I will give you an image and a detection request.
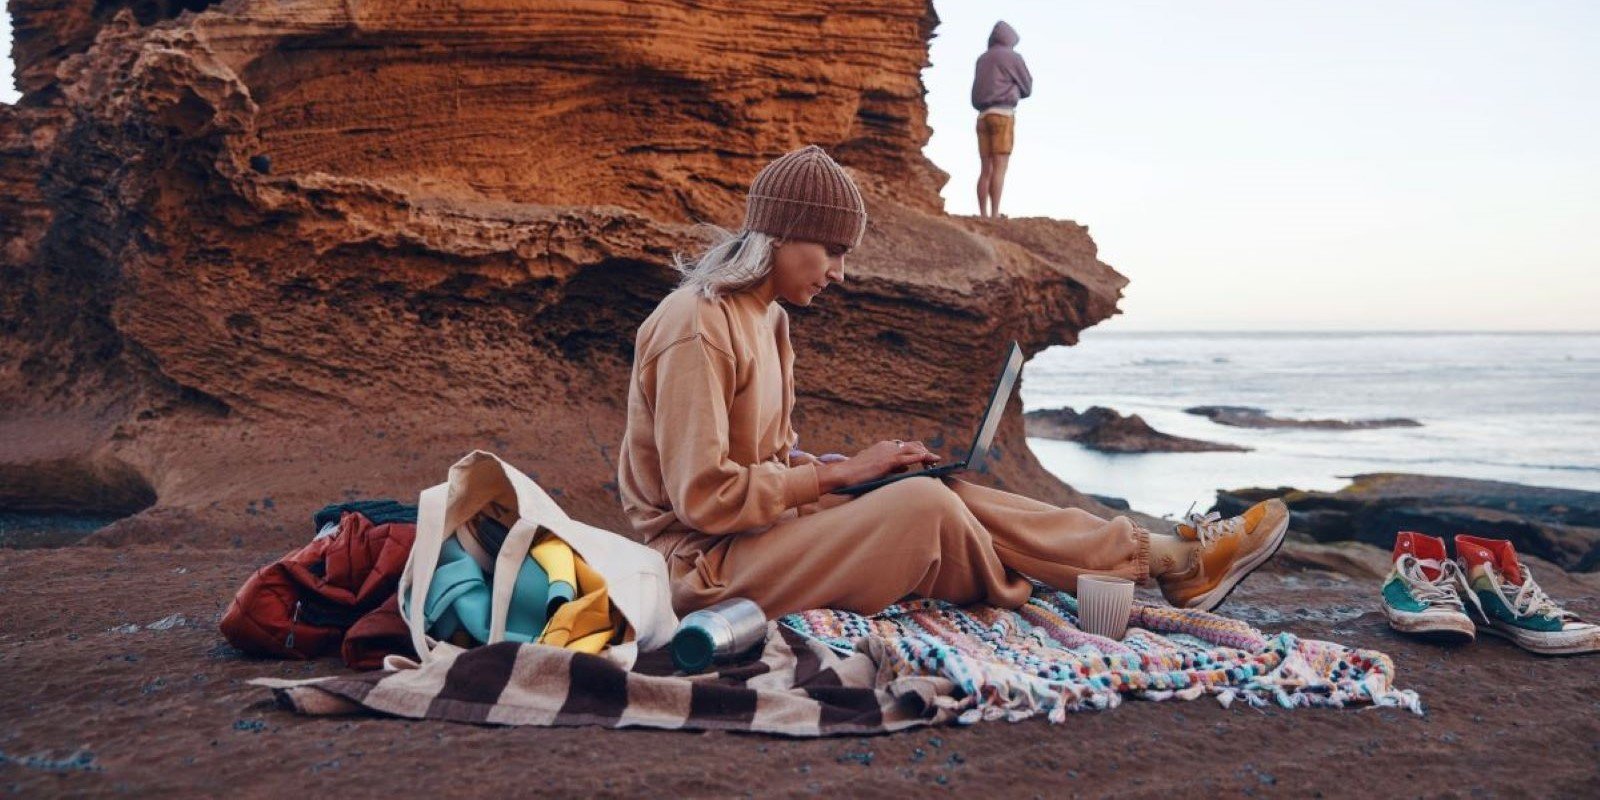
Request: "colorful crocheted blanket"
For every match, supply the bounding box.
[780,587,1421,723]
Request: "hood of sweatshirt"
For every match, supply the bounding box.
[988,21,1019,48]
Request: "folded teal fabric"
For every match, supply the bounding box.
[421,538,552,644]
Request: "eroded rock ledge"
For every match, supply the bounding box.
[1,1,1130,545]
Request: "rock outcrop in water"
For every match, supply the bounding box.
[1025,406,1248,454]
[0,0,1130,545]
[1186,406,1422,430]
[1214,473,1600,572]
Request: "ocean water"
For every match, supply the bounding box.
[1020,332,1600,518]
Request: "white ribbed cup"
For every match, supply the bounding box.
[1077,575,1136,640]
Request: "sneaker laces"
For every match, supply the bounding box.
[1501,566,1578,622]
[1395,554,1469,612]
[1180,502,1244,548]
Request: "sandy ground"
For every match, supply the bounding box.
[3,544,1598,798]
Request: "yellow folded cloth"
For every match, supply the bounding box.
[531,531,578,611]
[532,532,627,654]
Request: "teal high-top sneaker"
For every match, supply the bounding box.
[1456,535,1600,656]
[1380,532,1475,641]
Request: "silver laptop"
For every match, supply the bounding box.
[832,341,1024,496]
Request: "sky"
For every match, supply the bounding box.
[923,1,1600,331]
[5,3,1597,329]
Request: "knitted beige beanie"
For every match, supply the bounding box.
[743,145,868,249]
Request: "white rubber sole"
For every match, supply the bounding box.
[1384,606,1476,641]
[1182,509,1291,613]
[1480,621,1600,655]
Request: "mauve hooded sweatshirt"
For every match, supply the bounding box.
[970,21,1033,112]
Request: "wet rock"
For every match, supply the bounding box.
[1216,473,1600,572]
[1186,406,1421,430]
[1026,406,1248,453]
[1272,540,1392,580]
[1092,494,1132,511]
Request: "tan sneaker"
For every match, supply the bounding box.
[1158,499,1290,611]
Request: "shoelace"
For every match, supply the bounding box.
[1501,565,1577,621]
[1180,503,1244,548]
[1395,554,1469,611]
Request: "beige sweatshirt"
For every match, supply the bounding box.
[617,286,822,551]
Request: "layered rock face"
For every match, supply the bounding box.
[1,0,1128,546]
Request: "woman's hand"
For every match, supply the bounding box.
[817,440,940,493]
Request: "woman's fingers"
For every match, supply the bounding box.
[858,440,941,478]
[899,450,938,465]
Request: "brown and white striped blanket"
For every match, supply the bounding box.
[255,624,959,737]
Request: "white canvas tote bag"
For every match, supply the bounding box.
[396,450,677,670]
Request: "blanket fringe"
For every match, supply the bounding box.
[783,588,1423,723]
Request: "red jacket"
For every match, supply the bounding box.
[220,512,415,669]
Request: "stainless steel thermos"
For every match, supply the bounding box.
[670,598,767,673]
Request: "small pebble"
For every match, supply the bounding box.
[146,613,187,631]
[836,750,873,767]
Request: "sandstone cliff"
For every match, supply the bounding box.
[1,0,1128,546]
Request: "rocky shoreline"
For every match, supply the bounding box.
[1185,405,1423,430]
[1211,472,1600,573]
[1024,406,1248,454]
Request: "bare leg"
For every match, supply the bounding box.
[976,155,993,217]
[989,153,1011,217]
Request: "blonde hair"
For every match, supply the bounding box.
[673,226,776,298]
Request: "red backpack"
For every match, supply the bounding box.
[221,512,415,666]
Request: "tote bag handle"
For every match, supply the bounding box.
[403,451,578,662]
[403,482,451,663]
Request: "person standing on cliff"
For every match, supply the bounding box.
[616,144,1289,620]
[972,20,1032,218]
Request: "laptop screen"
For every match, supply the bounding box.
[963,342,1024,474]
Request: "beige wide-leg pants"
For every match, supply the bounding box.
[664,476,1151,618]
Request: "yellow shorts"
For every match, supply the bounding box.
[976,113,1015,157]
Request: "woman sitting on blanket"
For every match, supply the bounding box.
[616,145,1289,619]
